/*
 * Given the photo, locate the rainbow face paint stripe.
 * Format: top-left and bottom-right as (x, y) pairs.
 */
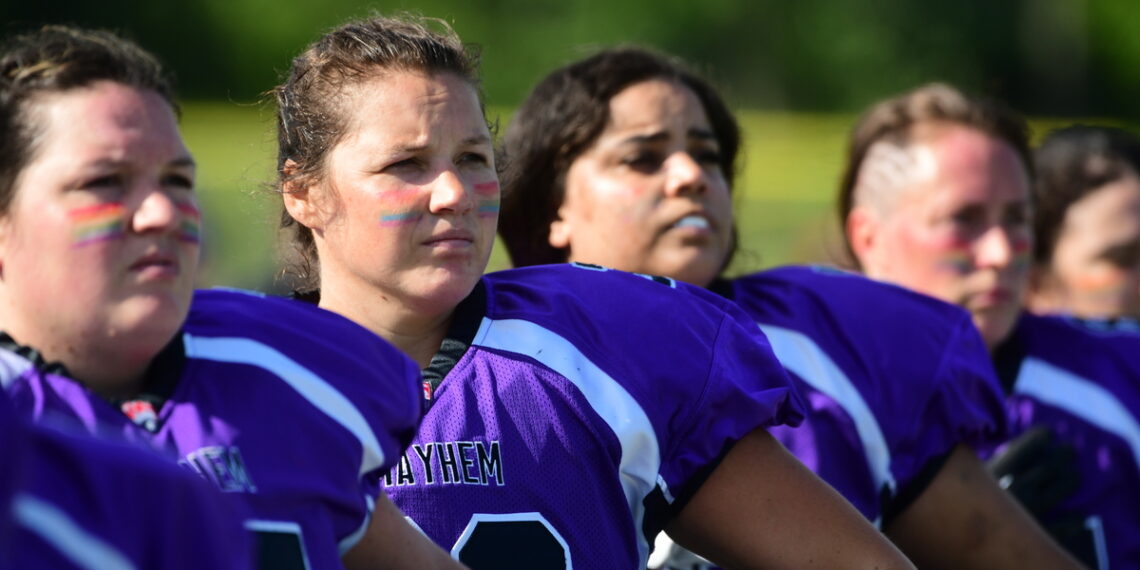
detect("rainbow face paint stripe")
(474, 181), (500, 218)
(176, 202), (202, 244)
(1009, 239), (1031, 272)
(936, 239), (1031, 274)
(934, 251), (974, 274)
(378, 187), (424, 227)
(69, 203), (126, 247)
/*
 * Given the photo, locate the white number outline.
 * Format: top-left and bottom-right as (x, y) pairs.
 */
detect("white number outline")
(244, 519), (312, 570)
(451, 512), (572, 569)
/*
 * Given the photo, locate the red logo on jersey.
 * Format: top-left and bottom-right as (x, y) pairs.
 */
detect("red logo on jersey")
(422, 380), (433, 401)
(121, 400), (159, 432)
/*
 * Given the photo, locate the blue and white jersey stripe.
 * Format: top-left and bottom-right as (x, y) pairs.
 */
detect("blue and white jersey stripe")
(1015, 357), (1140, 474)
(759, 324), (896, 525)
(473, 316), (661, 569)
(13, 493), (136, 570)
(183, 334), (386, 478)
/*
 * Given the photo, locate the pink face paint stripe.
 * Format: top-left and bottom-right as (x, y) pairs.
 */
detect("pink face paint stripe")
(68, 203), (125, 221)
(175, 203), (201, 219)
(473, 181), (499, 195)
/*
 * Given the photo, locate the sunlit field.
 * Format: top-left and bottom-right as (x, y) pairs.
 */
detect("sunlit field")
(180, 102), (1071, 292)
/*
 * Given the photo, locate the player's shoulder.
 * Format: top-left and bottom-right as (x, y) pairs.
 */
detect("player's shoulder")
(485, 262), (681, 296)
(188, 289), (423, 469)
(27, 416), (207, 490)
(1016, 312), (1140, 358)
(190, 287), (360, 331)
(484, 263), (729, 327)
(188, 288), (411, 363)
(732, 265), (974, 332)
(13, 416), (253, 568)
(185, 288), (421, 423)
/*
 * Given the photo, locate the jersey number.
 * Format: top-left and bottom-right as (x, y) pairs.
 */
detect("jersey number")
(451, 513), (570, 569)
(246, 520), (311, 570)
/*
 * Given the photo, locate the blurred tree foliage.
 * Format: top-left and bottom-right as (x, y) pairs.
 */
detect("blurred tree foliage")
(4, 0), (1136, 117)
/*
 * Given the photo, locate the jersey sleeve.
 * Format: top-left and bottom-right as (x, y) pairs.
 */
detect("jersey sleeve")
(187, 290), (425, 549)
(897, 314), (1009, 481)
(259, 297), (425, 545)
(12, 418), (254, 569)
(658, 287), (806, 510)
(193, 290), (424, 473)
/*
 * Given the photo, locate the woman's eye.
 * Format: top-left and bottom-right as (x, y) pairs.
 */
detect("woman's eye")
(1104, 242), (1140, 268)
(1003, 205), (1031, 227)
(622, 152), (662, 171)
(459, 152), (489, 166)
(949, 207), (984, 228)
(81, 174), (122, 189)
(163, 174), (195, 190)
(694, 149), (723, 167)
(939, 208), (987, 240)
(385, 158), (422, 172)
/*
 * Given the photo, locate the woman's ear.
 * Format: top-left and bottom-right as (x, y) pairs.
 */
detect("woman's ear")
(1025, 265), (1061, 314)
(548, 208), (572, 249)
(281, 160), (323, 230)
(0, 217), (8, 280)
(845, 205), (880, 271)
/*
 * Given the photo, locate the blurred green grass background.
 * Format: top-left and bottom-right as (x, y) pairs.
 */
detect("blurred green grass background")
(180, 102), (1077, 291)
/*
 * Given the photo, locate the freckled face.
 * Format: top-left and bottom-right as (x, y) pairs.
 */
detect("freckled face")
(555, 79), (733, 287)
(311, 71), (497, 315)
(0, 81), (199, 364)
(1041, 174), (1140, 318)
(860, 125), (1032, 348)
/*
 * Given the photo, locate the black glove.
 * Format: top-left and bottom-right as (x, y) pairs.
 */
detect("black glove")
(988, 426), (1102, 568)
(987, 425), (1080, 515)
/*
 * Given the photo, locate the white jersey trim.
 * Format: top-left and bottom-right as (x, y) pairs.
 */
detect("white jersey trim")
(338, 494), (375, 555)
(1015, 357), (1140, 474)
(13, 493), (137, 570)
(473, 317), (661, 569)
(758, 324), (896, 524)
(0, 348), (34, 389)
(183, 335), (385, 477)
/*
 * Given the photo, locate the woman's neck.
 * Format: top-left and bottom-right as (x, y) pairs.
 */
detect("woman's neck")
(319, 278), (455, 369)
(30, 334), (153, 399)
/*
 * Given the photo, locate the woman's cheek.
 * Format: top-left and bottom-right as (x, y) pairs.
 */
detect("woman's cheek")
(68, 203), (127, 247)
(377, 187), (424, 227)
(474, 181), (500, 219)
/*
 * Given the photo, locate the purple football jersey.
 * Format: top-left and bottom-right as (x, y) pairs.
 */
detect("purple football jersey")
(716, 266), (1008, 525)
(1, 289), (422, 570)
(0, 389), (253, 570)
(384, 263), (804, 569)
(993, 312), (1140, 569)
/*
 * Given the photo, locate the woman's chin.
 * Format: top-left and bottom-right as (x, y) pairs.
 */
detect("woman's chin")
(972, 310), (1020, 350)
(111, 297), (189, 343)
(653, 254), (723, 288)
(404, 270), (483, 313)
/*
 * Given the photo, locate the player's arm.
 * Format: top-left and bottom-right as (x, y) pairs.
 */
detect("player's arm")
(884, 444), (1085, 570)
(665, 427), (916, 569)
(342, 492), (467, 570)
